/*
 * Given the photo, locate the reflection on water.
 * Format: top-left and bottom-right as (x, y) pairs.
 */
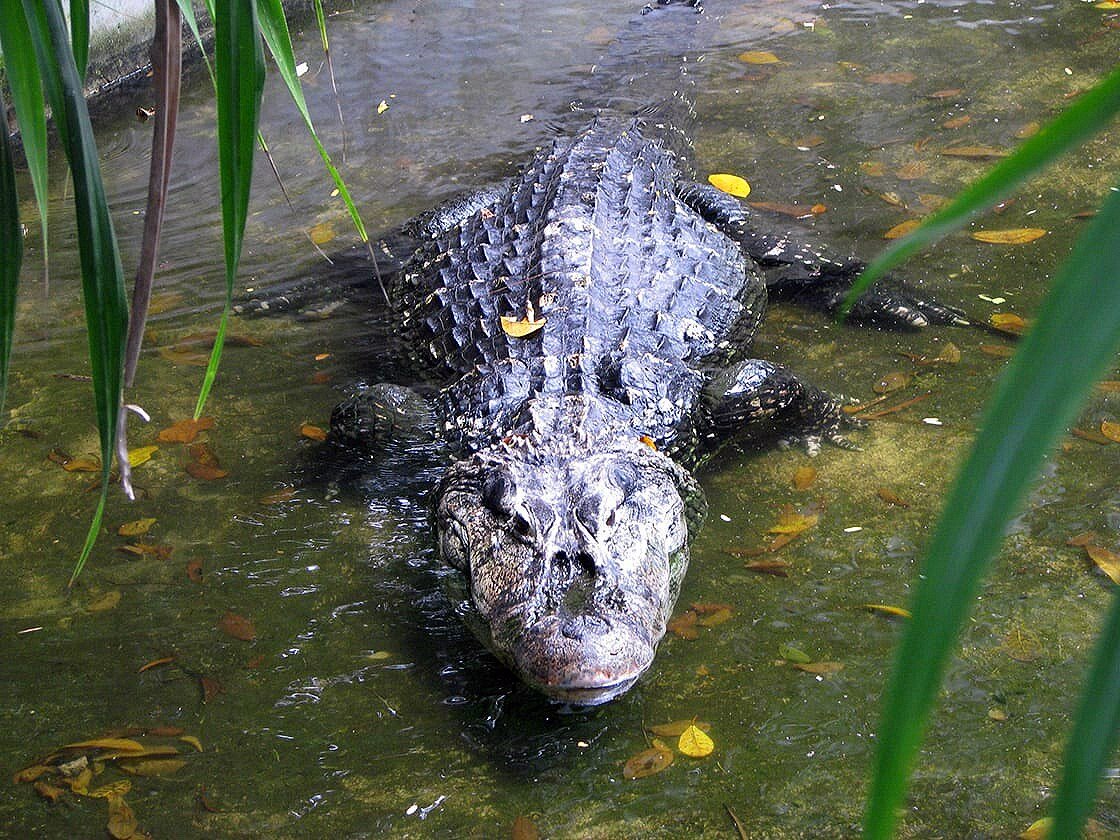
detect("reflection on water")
(1, 0), (1118, 836)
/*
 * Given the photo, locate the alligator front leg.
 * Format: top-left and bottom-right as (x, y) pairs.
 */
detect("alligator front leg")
(330, 383), (435, 450)
(678, 182), (970, 329)
(700, 359), (856, 456)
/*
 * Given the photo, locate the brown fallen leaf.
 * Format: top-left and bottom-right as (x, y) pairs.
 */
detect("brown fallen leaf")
(877, 487), (911, 508)
(866, 71), (915, 84)
(768, 504), (819, 535)
(873, 371), (911, 394)
(990, 312), (1029, 336)
(941, 145), (1008, 159)
(117, 543), (174, 561)
(748, 201), (817, 219)
(186, 462), (229, 481)
(1068, 531), (1099, 548)
(941, 115), (971, 130)
(512, 815), (540, 840)
(792, 661), (845, 675)
(13, 765), (54, 784)
(157, 417), (214, 444)
(63, 456), (101, 473)
(1072, 427), (1113, 445)
(34, 780), (66, 803)
(972, 228), (1047, 245)
(137, 656), (176, 674)
(979, 344), (1015, 358)
(88, 591), (122, 612)
(926, 88), (963, 99)
(896, 161), (928, 180)
(623, 739), (675, 780)
(186, 559), (204, 583)
(884, 219), (922, 240)
(1100, 420), (1120, 443)
(1097, 381), (1120, 392)
(217, 611), (256, 641)
(200, 676), (224, 703)
(698, 607), (733, 627)
(860, 161), (886, 177)
(117, 758), (187, 777)
(299, 423), (328, 442)
(667, 610), (699, 640)
(743, 559), (791, 577)
(146, 725), (185, 737)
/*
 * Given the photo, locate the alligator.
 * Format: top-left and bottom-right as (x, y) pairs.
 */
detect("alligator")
(239, 1), (967, 705)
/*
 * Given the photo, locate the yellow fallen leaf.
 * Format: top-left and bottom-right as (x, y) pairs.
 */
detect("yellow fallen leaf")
(500, 314), (547, 338)
(1100, 420), (1120, 443)
(697, 606), (733, 627)
(117, 757), (187, 777)
(127, 445), (159, 467)
(85, 780), (132, 799)
(1094, 1), (1120, 7)
(107, 794), (138, 839)
(739, 50), (780, 64)
(66, 766), (93, 795)
(1019, 817), (1050, 839)
(13, 765), (54, 784)
(707, 173), (751, 198)
(309, 222), (336, 245)
(792, 465), (817, 490)
(63, 738), (145, 753)
(678, 724), (714, 758)
(990, 312), (1029, 335)
(1086, 544), (1120, 584)
(862, 603), (912, 619)
(971, 228), (1047, 244)
(376, 99), (389, 114)
(647, 719), (712, 737)
(34, 780), (66, 802)
(118, 518), (156, 537)
(884, 219), (922, 239)
(62, 456), (101, 473)
(768, 504), (819, 535)
(179, 735), (204, 753)
(300, 423), (329, 442)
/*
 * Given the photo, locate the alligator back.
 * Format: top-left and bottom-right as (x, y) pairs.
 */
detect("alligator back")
(394, 114), (766, 453)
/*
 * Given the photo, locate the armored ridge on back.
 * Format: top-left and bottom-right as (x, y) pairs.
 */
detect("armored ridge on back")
(239, 0), (968, 705)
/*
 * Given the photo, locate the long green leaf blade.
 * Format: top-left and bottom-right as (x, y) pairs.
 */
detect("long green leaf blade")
(0, 91), (22, 412)
(845, 63), (1120, 310)
(0, 0), (51, 281)
(70, 0), (90, 81)
(195, 0), (264, 418)
(255, 0), (369, 244)
(174, 0), (216, 87)
(1050, 589), (1120, 838)
(863, 183), (1120, 838)
(23, 0), (128, 583)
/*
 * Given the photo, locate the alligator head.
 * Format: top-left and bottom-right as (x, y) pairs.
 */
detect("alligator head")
(436, 435), (703, 705)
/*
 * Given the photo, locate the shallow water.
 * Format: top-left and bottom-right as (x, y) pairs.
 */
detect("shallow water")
(1, 1), (1119, 836)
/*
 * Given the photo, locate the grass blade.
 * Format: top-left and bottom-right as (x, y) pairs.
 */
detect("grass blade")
(1050, 588), (1120, 838)
(863, 183), (1120, 838)
(194, 0), (265, 418)
(0, 94), (22, 412)
(69, 0), (90, 81)
(845, 63), (1120, 310)
(311, 0), (347, 159)
(0, 0), (51, 285)
(175, 0), (216, 87)
(21, 0), (128, 584)
(255, 0), (377, 288)
(124, 0), (182, 388)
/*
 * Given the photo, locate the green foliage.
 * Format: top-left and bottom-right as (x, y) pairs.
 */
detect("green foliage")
(862, 68), (1120, 839)
(0, 84), (20, 412)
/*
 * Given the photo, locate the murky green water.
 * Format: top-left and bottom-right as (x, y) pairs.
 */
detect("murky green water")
(2, 1), (1119, 836)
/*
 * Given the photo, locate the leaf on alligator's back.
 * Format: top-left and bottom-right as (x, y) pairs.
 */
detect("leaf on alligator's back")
(1100, 420), (1120, 443)
(118, 518), (156, 537)
(157, 417), (214, 444)
(990, 312), (1029, 336)
(971, 228), (1047, 244)
(623, 739), (674, 779)
(792, 465), (817, 490)
(500, 314), (546, 338)
(862, 603), (912, 619)
(647, 719), (712, 737)
(768, 504), (819, 535)
(299, 423), (328, 442)
(873, 371), (911, 394)
(218, 611), (256, 641)
(883, 219), (922, 239)
(792, 661), (845, 675)
(88, 591), (122, 613)
(707, 173), (751, 198)
(941, 145), (1008, 159)
(1085, 544), (1120, 584)
(678, 724), (714, 758)
(738, 50), (781, 64)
